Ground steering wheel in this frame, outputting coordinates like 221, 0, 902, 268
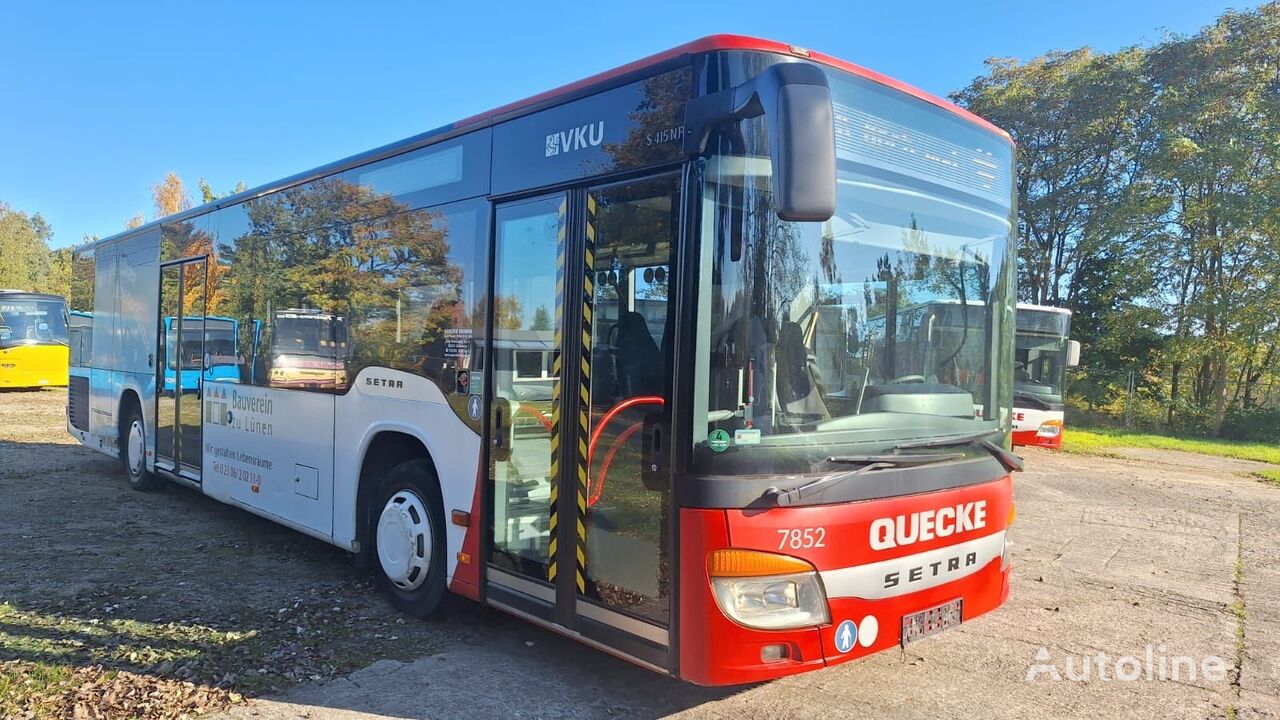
887, 374, 926, 384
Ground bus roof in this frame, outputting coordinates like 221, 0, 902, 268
0, 291, 66, 303
1016, 303, 1073, 316
84, 34, 1010, 252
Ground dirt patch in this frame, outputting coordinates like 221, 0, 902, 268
0, 389, 502, 719
1108, 446, 1280, 477
5, 390, 1280, 719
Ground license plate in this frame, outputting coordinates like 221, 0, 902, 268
901, 598, 963, 646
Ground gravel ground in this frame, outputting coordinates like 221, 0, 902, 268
2, 388, 1278, 719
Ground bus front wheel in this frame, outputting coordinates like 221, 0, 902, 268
367, 459, 447, 618
120, 403, 162, 492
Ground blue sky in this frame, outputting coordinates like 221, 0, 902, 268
0, 0, 1238, 248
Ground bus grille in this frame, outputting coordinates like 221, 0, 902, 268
68, 375, 90, 431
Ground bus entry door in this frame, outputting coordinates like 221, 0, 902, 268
155, 257, 206, 479
485, 174, 679, 672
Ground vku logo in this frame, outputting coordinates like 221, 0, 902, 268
545, 121, 604, 157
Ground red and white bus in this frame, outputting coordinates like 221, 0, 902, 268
67, 35, 1019, 685
1011, 304, 1079, 449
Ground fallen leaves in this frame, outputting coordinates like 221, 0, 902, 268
1, 660, 240, 720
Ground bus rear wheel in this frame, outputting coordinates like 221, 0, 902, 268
368, 459, 446, 618
120, 403, 162, 492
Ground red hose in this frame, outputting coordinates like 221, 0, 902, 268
585, 395, 664, 507
514, 403, 552, 432
591, 421, 644, 507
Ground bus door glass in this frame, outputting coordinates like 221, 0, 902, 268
485, 175, 677, 666
487, 194, 566, 612
575, 175, 678, 641
155, 257, 206, 477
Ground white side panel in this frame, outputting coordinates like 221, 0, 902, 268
202, 382, 335, 536
116, 230, 160, 377
1012, 407, 1063, 434
120, 231, 161, 462
89, 243, 119, 442
334, 367, 482, 582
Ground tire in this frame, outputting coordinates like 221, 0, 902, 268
367, 458, 447, 618
120, 402, 162, 492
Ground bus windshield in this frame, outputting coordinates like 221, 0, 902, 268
1015, 310, 1071, 406
270, 312, 349, 357
693, 64, 1015, 472
0, 297, 68, 348
205, 320, 238, 367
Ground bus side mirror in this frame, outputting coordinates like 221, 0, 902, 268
684, 63, 837, 222
1067, 340, 1081, 367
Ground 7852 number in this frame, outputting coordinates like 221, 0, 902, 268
777, 527, 826, 550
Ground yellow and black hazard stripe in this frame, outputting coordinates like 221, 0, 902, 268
546, 197, 568, 584
575, 193, 597, 594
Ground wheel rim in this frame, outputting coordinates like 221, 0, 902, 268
376, 490, 432, 590
127, 420, 145, 477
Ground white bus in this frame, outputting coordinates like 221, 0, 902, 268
66, 35, 1020, 685
1012, 304, 1079, 448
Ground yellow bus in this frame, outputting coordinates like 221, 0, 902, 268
0, 291, 69, 389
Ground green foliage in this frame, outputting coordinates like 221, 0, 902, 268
1253, 469, 1280, 486
529, 305, 552, 331
958, 2, 1280, 438
0, 204, 56, 293
1065, 427, 1280, 464
1220, 406, 1280, 443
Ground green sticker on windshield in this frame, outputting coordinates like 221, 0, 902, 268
708, 429, 731, 453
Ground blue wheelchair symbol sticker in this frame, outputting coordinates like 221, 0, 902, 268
834, 619, 858, 653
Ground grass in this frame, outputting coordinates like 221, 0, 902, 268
1251, 469, 1280, 487
1063, 427, 1280, 465
0, 602, 249, 718
0, 602, 255, 668
0, 589, 454, 719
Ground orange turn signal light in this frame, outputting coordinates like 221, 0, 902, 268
708, 549, 815, 578
451, 510, 471, 527
1008, 504, 1017, 527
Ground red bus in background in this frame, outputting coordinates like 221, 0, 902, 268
1012, 304, 1080, 449
68, 35, 1020, 685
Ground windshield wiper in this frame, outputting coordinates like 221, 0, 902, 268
762, 452, 963, 507
828, 452, 965, 465
895, 430, 1024, 473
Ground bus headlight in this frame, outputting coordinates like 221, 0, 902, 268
708, 549, 830, 630
1036, 420, 1063, 438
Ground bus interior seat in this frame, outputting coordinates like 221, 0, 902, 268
775, 320, 830, 421
612, 309, 661, 397
592, 322, 618, 404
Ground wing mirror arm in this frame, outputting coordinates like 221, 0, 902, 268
683, 62, 837, 222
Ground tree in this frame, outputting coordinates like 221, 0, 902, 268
1140, 5, 1280, 435
530, 305, 552, 331
43, 247, 74, 297
954, 47, 1154, 308
152, 172, 192, 218
199, 177, 247, 204
492, 295, 525, 330
955, 2, 1280, 438
0, 204, 55, 292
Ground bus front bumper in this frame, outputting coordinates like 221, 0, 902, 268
678, 475, 1013, 686
0, 346, 69, 388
